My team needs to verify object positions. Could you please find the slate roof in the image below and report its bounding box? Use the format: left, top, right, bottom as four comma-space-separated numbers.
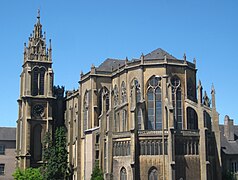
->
96, 48, 178, 72
96, 58, 126, 72
219, 125, 238, 155
0, 127, 16, 141
144, 48, 177, 60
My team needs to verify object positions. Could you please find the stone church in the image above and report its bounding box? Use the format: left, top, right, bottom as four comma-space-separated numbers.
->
16, 12, 224, 180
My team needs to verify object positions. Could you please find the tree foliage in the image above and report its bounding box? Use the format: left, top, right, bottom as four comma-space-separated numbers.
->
12, 168, 43, 180
42, 126, 68, 180
91, 162, 104, 180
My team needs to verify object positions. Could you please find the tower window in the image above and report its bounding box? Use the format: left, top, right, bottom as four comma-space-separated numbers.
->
120, 167, 127, 180
147, 76, 162, 130
32, 67, 45, 96
148, 167, 158, 180
171, 75, 182, 130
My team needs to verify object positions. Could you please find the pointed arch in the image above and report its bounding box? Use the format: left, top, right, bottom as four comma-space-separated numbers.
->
32, 67, 39, 96
148, 166, 158, 180
98, 87, 110, 116
187, 107, 198, 130
146, 76, 162, 130
39, 68, 45, 95
130, 78, 141, 104
171, 75, 182, 130
204, 111, 211, 130
120, 167, 127, 180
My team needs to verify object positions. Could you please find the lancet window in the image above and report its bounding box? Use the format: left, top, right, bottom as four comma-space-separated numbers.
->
147, 76, 162, 130
171, 75, 182, 130
32, 67, 45, 96
148, 167, 158, 180
120, 167, 127, 180
114, 85, 119, 106
187, 107, 198, 130
83, 91, 89, 132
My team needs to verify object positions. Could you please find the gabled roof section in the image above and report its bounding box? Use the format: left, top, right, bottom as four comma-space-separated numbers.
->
144, 48, 177, 60
220, 125, 238, 155
0, 127, 16, 141
96, 58, 126, 72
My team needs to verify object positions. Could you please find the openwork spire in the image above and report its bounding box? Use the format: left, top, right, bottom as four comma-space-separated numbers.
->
23, 10, 51, 62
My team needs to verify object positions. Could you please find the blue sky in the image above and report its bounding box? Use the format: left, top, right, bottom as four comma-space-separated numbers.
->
0, 0, 237, 127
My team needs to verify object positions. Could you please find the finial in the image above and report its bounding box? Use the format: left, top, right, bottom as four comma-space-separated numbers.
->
80, 70, 84, 77
91, 64, 95, 69
49, 39, 52, 49
183, 53, 187, 62
198, 80, 201, 86
37, 9, 40, 21
211, 83, 215, 94
140, 53, 144, 64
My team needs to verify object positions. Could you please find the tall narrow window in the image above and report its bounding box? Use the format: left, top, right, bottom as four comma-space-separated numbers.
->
0, 145, 5, 155
122, 110, 127, 131
83, 91, 89, 132
187, 107, 198, 130
0, 164, 4, 175
120, 167, 127, 180
39, 68, 45, 95
147, 76, 162, 130
148, 167, 158, 180
33, 124, 42, 161
187, 78, 195, 101
137, 108, 143, 130
130, 79, 141, 105
121, 81, 127, 104
204, 111, 211, 130
114, 85, 119, 106
32, 68, 39, 96
171, 75, 182, 130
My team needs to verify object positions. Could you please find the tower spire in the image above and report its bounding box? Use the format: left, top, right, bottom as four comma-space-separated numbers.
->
37, 9, 40, 24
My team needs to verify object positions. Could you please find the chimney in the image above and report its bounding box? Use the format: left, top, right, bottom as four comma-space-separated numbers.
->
224, 115, 234, 141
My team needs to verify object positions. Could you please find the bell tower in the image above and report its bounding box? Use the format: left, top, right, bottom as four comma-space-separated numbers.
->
16, 10, 55, 168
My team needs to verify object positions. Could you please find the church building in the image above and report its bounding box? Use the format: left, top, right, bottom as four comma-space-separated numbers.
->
16, 12, 224, 180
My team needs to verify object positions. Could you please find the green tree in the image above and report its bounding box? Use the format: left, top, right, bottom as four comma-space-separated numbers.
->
12, 168, 43, 180
91, 162, 104, 180
42, 126, 68, 180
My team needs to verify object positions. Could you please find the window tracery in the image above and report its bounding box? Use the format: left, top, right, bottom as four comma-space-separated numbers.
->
32, 67, 45, 96
147, 76, 162, 130
171, 75, 182, 130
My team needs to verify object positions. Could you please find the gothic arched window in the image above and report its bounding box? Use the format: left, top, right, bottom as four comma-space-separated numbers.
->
122, 110, 127, 131
32, 67, 45, 96
39, 68, 45, 95
204, 111, 211, 130
98, 87, 110, 118
130, 79, 141, 104
33, 124, 42, 161
171, 75, 182, 130
187, 107, 198, 130
147, 76, 162, 130
32, 68, 39, 96
148, 167, 158, 180
187, 78, 195, 101
120, 167, 127, 180
121, 81, 127, 104
114, 85, 119, 106
83, 91, 89, 132
137, 108, 143, 130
